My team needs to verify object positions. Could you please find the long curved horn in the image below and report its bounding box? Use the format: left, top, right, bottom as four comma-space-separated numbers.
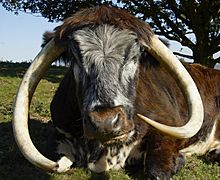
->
138, 35, 204, 139
13, 39, 65, 171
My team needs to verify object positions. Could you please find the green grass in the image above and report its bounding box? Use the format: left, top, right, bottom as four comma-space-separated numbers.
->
0, 62, 219, 179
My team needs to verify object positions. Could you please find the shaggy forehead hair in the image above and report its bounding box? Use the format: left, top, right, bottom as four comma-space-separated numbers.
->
72, 25, 141, 110
74, 25, 139, 67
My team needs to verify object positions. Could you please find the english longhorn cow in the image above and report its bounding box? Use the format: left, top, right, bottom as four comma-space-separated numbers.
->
13, 6, 220, 179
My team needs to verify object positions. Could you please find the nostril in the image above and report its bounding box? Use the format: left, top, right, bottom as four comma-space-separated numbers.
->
112, 113, 121, 129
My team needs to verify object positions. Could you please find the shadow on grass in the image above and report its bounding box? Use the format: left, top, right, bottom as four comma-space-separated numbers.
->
0, 117, 146, 180
0, 62, 67, 84
0, 118, 53, 180
197, 153, 220, 166
0, 119, 112, 180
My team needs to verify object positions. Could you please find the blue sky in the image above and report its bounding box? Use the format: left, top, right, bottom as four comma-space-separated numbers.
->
0, 5, 60, 62
0, 5, 191, 63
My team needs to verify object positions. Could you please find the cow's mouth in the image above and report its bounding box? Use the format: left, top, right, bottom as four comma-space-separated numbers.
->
102, 129, 136, 146
84, 129, 130, 143
102, 134, 127, 145
111, 133, 127, 140
102, 133, 127, 142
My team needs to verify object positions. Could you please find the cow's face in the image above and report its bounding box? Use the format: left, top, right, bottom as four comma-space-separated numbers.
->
68, 25, 141, 143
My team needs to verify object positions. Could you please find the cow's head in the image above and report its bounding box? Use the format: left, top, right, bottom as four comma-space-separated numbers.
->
68, 25, 140, 142
12, 6, 204, 172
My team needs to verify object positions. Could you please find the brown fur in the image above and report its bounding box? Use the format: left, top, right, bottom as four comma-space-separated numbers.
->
54, 6, 153, 45
51, 55, 220, 178
135, 60, 220, 142
48, 6, 220, 179
184, 64, 220, 145
129, 60, 219, 178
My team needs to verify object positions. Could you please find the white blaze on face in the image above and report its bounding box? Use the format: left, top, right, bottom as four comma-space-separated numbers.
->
121, 60, 139, 85
113, 92, 132, 107
70, 25, 141, 111
114, 60, 139, 106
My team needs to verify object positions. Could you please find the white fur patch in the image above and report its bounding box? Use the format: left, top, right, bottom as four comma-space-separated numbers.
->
180, 122, 220, 156
57, 156, 73, 173
114, 92, 132, 107
121, 61, 138, 84
88, 138, 140, 172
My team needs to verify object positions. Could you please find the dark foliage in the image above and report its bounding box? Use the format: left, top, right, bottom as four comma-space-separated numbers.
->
1, 0, 220, 67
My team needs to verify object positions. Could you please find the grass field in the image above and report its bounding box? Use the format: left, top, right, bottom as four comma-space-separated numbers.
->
0, 62, 219, 179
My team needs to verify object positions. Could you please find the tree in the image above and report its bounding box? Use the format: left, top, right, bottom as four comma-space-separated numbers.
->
1, 0, 219, 67
122, 0, 220, 67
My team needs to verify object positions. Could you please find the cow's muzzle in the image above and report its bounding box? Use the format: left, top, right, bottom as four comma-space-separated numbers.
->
83, 106, 133, 142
